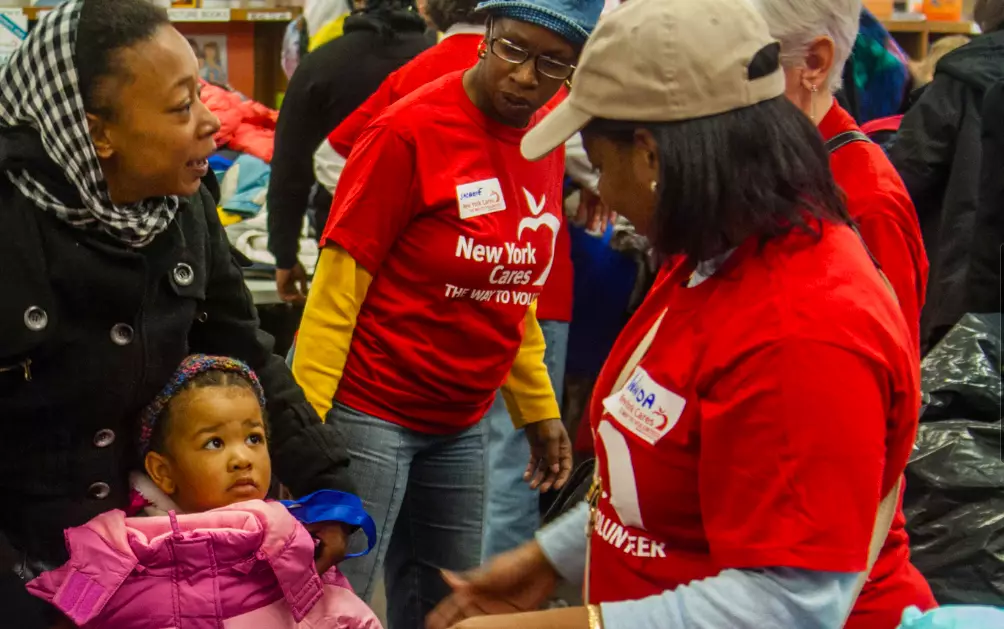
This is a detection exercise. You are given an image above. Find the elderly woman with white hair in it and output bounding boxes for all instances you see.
[753,0,929,348]
[753,0,937,625]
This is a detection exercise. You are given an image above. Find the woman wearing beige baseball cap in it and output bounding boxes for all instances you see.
[426,0,924,629]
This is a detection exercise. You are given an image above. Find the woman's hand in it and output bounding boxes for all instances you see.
[308,521,351,574]
[575,187,617,234]
[524,419,573,492]
[425,541,560,629]
[443,608,590,629]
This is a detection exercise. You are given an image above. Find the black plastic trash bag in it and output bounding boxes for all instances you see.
[903,313,1004,606]
[919,313,1001,424]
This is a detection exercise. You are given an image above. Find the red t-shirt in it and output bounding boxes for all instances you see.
[821,103,929,348]
[326,32,574,322]
[586,221,934,628]
[322,72,565,433]
[326,33,483,158]
[820,102,936,627]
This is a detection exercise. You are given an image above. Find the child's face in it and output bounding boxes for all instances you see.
[145,386,271,513]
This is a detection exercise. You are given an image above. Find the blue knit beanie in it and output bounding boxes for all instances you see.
[475,0,604,46]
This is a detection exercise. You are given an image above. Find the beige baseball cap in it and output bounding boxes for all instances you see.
[522,0,787,161]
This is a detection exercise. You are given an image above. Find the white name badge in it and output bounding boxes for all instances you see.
[602,366,686,445]
[456,178,507,219]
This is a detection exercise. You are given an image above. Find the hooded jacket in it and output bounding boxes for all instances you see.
[26,500,382,629]
[889,30,1004,352]
[0,126,354,564]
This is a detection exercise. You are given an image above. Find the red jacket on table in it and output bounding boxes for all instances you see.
[200,81,278,164]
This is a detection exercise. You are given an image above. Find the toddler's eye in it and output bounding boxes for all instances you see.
[203,437,224,450]
[247,433,265,446]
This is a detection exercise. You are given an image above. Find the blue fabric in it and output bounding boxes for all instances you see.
[601,568,859,629]
[482,320,570,561]
[220,154,271,216]
[566,223,637,377]
[537,505,861,629]
[475,0,604,45]
[328,402,485,629]
[849,9,910,123]
[280,489,377,558]
[897,605,1004,629]
[208,153,235,175]
[535,502,588,584]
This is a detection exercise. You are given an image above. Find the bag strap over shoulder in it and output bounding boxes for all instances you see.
[826,128,902,624]
[825,130,872,153]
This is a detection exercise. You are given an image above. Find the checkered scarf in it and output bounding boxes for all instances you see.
[0,0,179,247]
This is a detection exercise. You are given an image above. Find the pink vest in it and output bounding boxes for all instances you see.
[26,500,382,629]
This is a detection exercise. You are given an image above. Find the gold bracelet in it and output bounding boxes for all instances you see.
[586,604,604,629]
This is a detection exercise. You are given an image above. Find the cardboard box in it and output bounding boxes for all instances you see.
[864,0,895,18]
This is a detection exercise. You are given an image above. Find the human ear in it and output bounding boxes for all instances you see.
[145,451,177,496]
[632,128,660,191]
[800,36,836,92]
[86,112,115,160]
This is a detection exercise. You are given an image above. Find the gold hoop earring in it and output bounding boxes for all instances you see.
[809,84,819,123]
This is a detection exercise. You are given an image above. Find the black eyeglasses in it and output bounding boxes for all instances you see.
[488,31,576,81]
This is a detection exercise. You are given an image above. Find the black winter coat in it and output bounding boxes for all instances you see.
[0,127,354,564]
[889,31,1004,352]
[266,10,432,269]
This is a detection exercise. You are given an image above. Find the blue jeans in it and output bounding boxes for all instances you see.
[329,402,484,629]
[481,320,569,561]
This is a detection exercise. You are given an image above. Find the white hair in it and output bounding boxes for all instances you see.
[751,0,862,92]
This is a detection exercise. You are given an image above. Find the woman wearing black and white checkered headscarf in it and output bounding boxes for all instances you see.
[0,2,357,624]
[0,0,208,245]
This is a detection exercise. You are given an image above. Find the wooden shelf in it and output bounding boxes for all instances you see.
[881,18,977,35]
[21,6,301,22]
[15,5,300,107]
[880,18,978,59]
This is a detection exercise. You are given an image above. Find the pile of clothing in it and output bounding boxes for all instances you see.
[200,82,318,273]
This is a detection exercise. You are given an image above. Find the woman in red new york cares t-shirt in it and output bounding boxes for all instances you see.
[292,0,603,626]
[428,1,929,628]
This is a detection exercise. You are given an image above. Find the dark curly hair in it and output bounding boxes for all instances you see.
[424,0,484,32]
[76,0,171,119]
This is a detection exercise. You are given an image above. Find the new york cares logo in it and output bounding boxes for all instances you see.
[444,188,558,306]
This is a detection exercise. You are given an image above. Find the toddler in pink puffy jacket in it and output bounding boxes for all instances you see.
[27,355,383,629]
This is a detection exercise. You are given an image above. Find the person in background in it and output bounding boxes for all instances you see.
[889,0,1004,353]
[305,0,359,51]
[908,35,970,91]
[292,0,603,624]
[266,0,431,306]
[313,0,486,193]
[753,1,936,624]
[200,41,227,85]
[428,0,928,628]
[313,0,577,563]
[754,0,928,348]
[0,1,355,627]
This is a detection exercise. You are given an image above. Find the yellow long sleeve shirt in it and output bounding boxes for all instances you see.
[293,246,560,428]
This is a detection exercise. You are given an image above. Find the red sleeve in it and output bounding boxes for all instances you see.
[321,122,416,274]
[698,340,892,573]
[327,74,399,158]
[856,211,928,348]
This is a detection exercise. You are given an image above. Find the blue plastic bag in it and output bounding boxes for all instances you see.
[898,605,1004,629]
